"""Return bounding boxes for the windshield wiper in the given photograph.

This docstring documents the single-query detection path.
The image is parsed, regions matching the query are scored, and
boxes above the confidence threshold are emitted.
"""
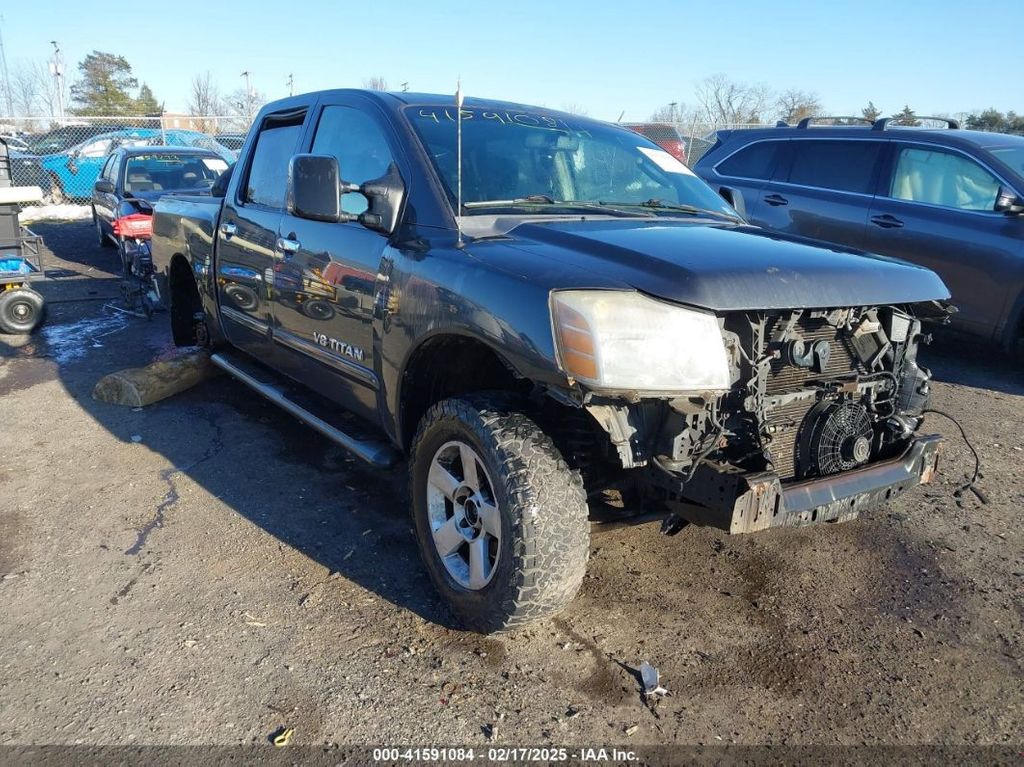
[599,198,743,222]
[464,196,654,217]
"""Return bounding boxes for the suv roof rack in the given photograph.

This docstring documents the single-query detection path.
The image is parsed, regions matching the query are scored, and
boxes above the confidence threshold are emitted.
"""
[795,116,874,129]
[872,116,960,131]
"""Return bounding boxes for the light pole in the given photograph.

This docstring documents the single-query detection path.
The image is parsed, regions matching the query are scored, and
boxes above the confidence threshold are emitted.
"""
[0,16,13,117]
[49,41,65,122]
[287,73,293,97]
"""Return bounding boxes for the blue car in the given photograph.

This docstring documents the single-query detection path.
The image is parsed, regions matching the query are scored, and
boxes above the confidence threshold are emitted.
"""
[40,129,235,201]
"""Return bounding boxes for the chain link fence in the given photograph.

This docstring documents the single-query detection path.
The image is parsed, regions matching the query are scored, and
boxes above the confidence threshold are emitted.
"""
[678,122,763,167]
[0,116,252,201]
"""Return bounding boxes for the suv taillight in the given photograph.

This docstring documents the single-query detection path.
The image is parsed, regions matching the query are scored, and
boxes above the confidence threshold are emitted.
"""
[112,213,153,239]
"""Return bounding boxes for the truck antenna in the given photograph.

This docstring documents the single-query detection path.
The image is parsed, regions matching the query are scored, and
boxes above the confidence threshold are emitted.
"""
[455,78,464,247]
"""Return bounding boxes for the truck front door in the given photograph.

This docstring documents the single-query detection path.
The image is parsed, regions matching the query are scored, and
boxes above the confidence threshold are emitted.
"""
[217,109,306,358]
[270,100,400,421]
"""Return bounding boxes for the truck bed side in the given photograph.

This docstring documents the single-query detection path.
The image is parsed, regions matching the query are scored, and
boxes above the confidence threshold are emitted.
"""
[151,194,225,344]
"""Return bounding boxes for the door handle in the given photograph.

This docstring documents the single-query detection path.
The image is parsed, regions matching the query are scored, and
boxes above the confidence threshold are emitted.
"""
[276,237,301,255]
[870,214,904,229]
[220,222,237,238]
[764,193,789,207]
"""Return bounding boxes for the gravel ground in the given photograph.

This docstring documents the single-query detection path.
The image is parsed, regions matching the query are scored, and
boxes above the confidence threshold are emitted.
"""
[0,222,1021,749]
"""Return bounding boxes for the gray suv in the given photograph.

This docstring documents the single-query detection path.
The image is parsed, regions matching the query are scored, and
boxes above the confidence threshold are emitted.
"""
[694,118,1024,351]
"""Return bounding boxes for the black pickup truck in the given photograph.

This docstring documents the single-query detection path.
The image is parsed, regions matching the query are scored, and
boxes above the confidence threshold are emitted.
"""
[152,89,951,633]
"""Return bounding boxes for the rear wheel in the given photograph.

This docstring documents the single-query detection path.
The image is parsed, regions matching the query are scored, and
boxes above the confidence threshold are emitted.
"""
[0,288,45,334]
[410,394,590,633]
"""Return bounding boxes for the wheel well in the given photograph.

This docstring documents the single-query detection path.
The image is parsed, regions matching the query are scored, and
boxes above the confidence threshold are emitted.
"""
[168,254,203,346]
[399,335,528,449]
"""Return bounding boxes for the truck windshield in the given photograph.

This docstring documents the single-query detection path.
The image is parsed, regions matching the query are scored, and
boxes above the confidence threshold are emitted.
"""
[405,106,736,218]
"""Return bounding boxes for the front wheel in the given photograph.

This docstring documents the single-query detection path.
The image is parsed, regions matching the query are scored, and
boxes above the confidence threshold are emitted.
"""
[48,175,65,205]
[410,395,590,633]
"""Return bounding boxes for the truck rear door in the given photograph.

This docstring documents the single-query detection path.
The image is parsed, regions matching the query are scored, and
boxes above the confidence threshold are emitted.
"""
[269,96,403,422]
[216,109,307,358]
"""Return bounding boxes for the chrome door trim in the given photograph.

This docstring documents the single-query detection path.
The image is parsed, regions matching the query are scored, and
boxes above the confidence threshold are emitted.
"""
[221,305,269,334]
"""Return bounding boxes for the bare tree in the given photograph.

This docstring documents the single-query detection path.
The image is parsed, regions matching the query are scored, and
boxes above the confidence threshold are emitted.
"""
[8,65,42,116]
[188,72,223,131]
[776,89,822,124]
[694,74,772,125]
[363,76,388,91]
[225,86,266,125]
[650,102,697,126]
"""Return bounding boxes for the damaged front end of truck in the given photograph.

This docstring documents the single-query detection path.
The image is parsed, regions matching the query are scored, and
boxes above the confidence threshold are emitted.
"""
[551,291,951,534]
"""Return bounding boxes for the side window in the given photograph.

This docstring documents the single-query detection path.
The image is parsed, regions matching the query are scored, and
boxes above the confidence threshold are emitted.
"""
[785,140,883,194]
[244,117,305,209]
[889,147,1000,211]
[79,138,113,158]
[716,141,780,180]
[311,105,396,215]
[100,155,116,181]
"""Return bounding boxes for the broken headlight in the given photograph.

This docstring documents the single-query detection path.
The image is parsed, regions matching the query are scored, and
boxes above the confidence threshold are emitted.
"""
[550,290,731,393]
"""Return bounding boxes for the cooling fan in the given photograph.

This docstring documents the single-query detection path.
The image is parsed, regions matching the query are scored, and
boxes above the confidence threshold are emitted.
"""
[800,401,874,478]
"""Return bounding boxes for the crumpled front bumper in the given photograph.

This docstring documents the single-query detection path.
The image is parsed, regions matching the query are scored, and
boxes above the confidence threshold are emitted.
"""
[664,435,943,534]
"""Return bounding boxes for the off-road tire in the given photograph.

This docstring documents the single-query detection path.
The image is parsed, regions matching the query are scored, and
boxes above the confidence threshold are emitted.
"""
[0,288,45,334]
[410,394,589,633]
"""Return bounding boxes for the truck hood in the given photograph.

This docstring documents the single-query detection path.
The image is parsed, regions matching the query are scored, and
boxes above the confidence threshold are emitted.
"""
[501,219,950,311]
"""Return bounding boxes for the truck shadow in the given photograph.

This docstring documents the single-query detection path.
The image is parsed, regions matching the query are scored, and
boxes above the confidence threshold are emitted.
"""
[6,221,456,630]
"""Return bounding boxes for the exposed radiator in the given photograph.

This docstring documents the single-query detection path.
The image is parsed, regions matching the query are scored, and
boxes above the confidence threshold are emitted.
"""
[760,316,865,480]
[764,317,864,394]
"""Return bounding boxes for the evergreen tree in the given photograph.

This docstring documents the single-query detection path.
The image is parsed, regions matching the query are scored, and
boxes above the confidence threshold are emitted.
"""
[136,83,161,116]
[69,51,139,116]
[892,105,920,126]
[860,101,881,122]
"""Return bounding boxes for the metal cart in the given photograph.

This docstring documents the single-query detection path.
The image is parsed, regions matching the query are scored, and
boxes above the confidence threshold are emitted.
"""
[0,137,48,334]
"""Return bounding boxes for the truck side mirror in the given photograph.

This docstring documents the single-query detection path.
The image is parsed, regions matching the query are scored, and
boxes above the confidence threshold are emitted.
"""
[718,186,747,219]
[289,154,343,222]
[994,185,1024,215]
[288,154,405,235]
[94,179,115,194]
[360,163,406,236]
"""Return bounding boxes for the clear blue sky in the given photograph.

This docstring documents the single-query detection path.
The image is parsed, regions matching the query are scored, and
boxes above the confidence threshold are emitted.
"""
[2,0,1019,120]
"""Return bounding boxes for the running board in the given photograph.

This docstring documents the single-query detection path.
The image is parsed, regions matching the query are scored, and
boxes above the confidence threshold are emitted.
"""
[210,351,399,469]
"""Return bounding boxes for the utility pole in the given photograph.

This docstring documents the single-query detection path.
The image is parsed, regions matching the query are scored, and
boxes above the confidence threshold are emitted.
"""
[287,73,293,97]
[49,41,65,122]
[0,16,13,117]
[240,70,253,119]
[400,81,409,93]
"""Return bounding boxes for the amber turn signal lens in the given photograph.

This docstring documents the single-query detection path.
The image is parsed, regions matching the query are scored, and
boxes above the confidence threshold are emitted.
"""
[552,301,598,381]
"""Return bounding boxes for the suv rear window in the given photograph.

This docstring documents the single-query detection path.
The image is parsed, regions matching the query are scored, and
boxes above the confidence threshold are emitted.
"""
[716,141,779,180]
[786,140,882,194]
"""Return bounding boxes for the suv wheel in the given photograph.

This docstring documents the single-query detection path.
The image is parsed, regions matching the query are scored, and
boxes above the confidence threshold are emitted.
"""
[410,395,589,633]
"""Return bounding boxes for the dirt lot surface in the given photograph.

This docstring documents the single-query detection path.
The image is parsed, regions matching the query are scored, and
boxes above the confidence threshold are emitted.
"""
[1,222,1021,749]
